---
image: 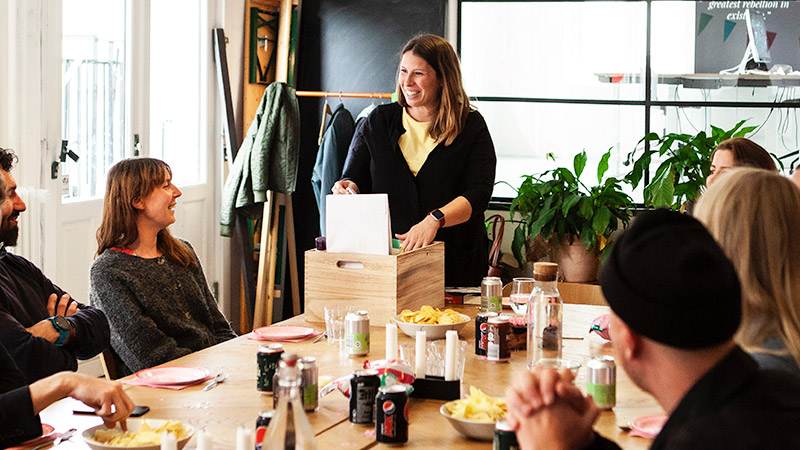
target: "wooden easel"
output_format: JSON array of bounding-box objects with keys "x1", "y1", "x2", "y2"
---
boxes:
[{"x1": 248, "y1": 0, "x2": 301, "y2": 327}]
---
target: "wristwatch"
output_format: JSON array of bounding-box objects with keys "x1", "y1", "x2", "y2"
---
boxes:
[
  {"x1": 428, "y1": 209, "x2": 445, "y2": 228},
  {"x1": 48, "y1": 315, "x2": 72, "y2": 347}
]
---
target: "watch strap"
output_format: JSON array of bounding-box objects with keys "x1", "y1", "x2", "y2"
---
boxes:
[
  {"x1": 428, "y1": 209, "x2": 445, "y2": 228},
  {"x1": 48, "y1": 316, "x2": 70, "y2": 347}
]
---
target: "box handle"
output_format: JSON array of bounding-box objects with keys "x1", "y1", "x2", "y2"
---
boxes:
[{"x1": 336, "y1": 261, "x2": 365, "y2": 270}]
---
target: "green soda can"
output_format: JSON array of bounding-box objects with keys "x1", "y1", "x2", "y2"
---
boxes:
[
  {"x1": 587, "y1": 356, "x2": 616, "y2": 409},
  {"x1": 345, "y1": 310, "x2": 370, "y2": 356}
]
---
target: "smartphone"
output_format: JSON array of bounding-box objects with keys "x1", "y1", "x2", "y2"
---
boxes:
[{"x1": 73, "y1": 405, "x2": 150, "y2": 417}]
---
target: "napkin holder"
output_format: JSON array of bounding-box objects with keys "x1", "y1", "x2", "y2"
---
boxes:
[{"x1": 410, "y1": 376, "x2": 460, "y2": 400}]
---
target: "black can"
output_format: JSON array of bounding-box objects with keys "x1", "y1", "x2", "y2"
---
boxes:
[
  {"x1": 257, "y1": 343, "x2": 284, "y2": 393},
  {"x1": 476, "y1": 312, "x2": 498, "y2": 356},
  {"x1": 255, "y1": 410, "x2": 275, "y2": 449},
  {"x1": 375, "y1": 385, "x2": 409, "y2": 444},
  {"x1": 493, "y1": 419, "x2": 519, "y2": 450},
  {"x1": 349, "y1": 369, "x2": 380, "y2": 424}
]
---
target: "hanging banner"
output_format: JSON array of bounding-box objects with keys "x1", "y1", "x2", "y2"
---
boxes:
[{"x1": 695, "y1": 1, "x2": 800, "y2": 73}]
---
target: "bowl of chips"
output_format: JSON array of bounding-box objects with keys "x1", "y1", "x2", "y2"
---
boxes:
[
  {"x1": 82, "y1": 419, "x2": 193, "y2": 450},
  {"x1": 394, "y1": 306, "x2": 470, "y2": 340},
  {"x1": 440, "y1": 387, "x2": 506, "y2": 441}
]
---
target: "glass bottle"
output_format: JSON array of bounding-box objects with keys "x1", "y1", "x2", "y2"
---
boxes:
[
  {"x1": 527, "y1": 262, "x2": 563, "y2": 368},
  {"x1": 264, "y1": 354, "x2": 317, "y2": 450}
]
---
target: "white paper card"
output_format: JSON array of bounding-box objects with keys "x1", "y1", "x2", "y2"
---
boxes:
[{"x1": 326, "y1": 193, "x2": 391, "y2": 255}]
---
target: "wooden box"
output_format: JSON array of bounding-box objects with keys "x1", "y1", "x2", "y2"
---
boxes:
[{"x1": 304, "y1": 241, "x2": 444, "y2": 325}]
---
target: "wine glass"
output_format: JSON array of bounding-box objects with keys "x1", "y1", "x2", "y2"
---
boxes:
[{"x1": 509, "y1": 277, "x2": 535, "y2": 316}]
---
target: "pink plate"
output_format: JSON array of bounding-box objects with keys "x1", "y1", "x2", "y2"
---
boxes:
[
  {"x1": 254, "y1": 325, "x2": 316, "y2": 340},
  {"x1": 631, "y1": 414, "x2": 668, "y2": 438},
  {"x1": 135, "y1": 366, "x2": 209, "y2": 385}
]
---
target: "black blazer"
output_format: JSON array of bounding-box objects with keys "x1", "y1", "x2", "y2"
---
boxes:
[{"x1": 342, "y1": 103, "x2": 496, "y2": 286}]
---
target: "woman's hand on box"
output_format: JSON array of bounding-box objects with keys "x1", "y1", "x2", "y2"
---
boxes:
[
  {"x1": 395, "y1": 215, "x2": 439, "y2": 251},
  {"x1": 332, "y1": 180, "x2": 359, "y2": 195}
]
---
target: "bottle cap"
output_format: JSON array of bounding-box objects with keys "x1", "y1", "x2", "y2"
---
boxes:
[{"x1": 533, "y1": 262, "x2": 558, "y2": 281}]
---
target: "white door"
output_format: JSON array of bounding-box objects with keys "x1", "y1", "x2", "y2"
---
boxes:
[{"x1": 55, "y1": 0, "x2": 222, "y2": 309}]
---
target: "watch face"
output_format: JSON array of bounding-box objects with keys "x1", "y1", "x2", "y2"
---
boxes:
[
  {"x1": 53, "y1": 315, "x2": 71, "y2": 331},
  {"x1": 431, "y1": 209, "x2": 445, "y2": 221}
]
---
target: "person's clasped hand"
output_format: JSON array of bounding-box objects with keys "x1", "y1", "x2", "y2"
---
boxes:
[{"x1": 506, "y1": 366, "x2": 599, "y2": 449}]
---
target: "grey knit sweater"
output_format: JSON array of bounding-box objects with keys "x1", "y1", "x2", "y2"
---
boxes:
[{"x1": 89, "y1": 241, "x2": 236, "y2": 376}]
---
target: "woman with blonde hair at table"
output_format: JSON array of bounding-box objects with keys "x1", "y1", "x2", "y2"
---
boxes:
[
  {"x1": 90, "y1": 158, "x2": 235, "y2": 377},
  {"x1": 695, "y1": 167, "x2": 800, "y2": 374}
]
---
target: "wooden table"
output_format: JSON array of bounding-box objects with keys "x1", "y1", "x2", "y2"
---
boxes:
[{"x1": 40, "y1": 304, "x2": 663, "y2": 449}]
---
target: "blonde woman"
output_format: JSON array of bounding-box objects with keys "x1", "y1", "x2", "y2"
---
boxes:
[
  {"x1": 695, "y1": 168, "x2": 800, "y2": 374},
  {"x1": 90, "y1": 158, "x2": 235, "y2": 376},
  {"x1": 332, "y1": 34, "x2": 496, "y2": 287}
]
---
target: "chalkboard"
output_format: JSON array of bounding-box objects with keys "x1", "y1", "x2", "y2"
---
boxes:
[{"x1": 695, "y1": 1, "x2": 800, "y2": 73}]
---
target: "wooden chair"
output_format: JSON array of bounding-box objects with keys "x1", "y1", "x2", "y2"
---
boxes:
[
  {"x1": 100, "y1": 348, "x2": 118, "y2": 380},
  {"x1": 502, "y1": 281, "x2": 607, "y2": 306}
]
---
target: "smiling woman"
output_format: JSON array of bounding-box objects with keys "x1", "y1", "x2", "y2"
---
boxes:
[
  {"x1": 332, "y1": 34, "x2": 497, "y2": 287},
  {"x1": 89, "y1": 158, "x2": 236, "y2": 377}
]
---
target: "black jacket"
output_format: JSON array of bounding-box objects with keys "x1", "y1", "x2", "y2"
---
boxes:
[
  {"x1": 0, "y1": 342, "x2": 41, "y2": 447},
  {"x1": 342, "y1": 103, "x2": 496, "y2": 287},
  {"x1": 0, "y1": 250, "x2": 110, "y2": 383}
]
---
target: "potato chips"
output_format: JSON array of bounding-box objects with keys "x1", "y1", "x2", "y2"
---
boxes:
[
  {"x1": 399, "y1": 306, "x2": 465, "y2": 325},
  {"x1": 445, "y1": 386, "x2": 506, "y2": 422},
  {"x1": 93, "y1": 420, "x2": 189, "y2": 446}
]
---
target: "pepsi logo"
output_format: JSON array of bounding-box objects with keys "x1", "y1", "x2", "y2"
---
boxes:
[
  {"x1": 382, "y1": 400, "x2": 396, "y2": 415},
  {"x1": 480, "y1": 323, "x2": 488, "y2": 332}
]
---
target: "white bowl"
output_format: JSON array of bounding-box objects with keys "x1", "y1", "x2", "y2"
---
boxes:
[
  {"x1": 439, "y1": 404, "x2": 496, "y2": 441},
  {"x1": 82, "y1": 419, "x2": 194, "y2": 450},
  {"x1": 392, "y1": 314, "x2": 470, "y2": 340}
]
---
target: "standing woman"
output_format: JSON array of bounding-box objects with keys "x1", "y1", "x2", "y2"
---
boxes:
[
  {"x1": 333, "y1": 34, "x2": 496, "y2": 287},
  {"x1": 91, "y1": 158, "x2": 236, "y2": 377},
  {"x1": 695, "y1": 168, "x2": 800, "y2": 375}
]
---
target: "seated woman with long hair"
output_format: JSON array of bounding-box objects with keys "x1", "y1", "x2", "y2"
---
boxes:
[
  {"x1": 706, "y1": 137, "x2": 777, "y2": 186},
  {"x1": 90, "y1": 158, "x2": 236, "y2": 376},
  {"x1": 695, "y1": 167, "x2": 800, "y2": 374}
]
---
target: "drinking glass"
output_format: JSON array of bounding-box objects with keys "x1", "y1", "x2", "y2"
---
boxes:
[
  {"x1": 324, "y1": 306, "x2": 353, "y2": 350},
  {"x1": 509, "y1": 277, "x2": 535, "y2": 315}
]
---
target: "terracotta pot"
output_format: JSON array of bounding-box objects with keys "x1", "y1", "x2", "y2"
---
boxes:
[{"x1": 555, "y1": 239, "x2": 600, "y2": 283}]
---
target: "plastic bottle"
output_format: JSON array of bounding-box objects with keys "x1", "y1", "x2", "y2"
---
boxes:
[
  {"x1": 527, "y1": 262, "x2": 563, "y2": 367},
  {"x1": 264, "y1": 354, "x2": 317, "y2": 450}
]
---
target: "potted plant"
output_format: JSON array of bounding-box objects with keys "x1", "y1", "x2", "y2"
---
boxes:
[
  {"x1": 624, "y1": 120, "x2": 756, "y2": 210},
  {"x1": 506, "y1": 149, "x2": 634, "y2": 282}
]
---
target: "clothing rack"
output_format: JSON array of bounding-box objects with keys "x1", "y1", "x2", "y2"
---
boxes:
[{"x1": 296, "y1": 91, "x2": 393, "y2": 99}]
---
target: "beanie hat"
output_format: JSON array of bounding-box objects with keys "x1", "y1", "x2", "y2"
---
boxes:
[{"x1": 599, "y1": 209, "x2": 741, "y2": 349}]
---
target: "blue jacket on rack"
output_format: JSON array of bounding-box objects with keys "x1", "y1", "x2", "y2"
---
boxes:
[{"x1": 311, "y1": 103, "x2": 355, "y2": 235}]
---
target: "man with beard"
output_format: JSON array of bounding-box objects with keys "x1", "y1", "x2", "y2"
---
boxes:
[{"x1": 0, "y1": 147, "x2": 109, "y2": 383}]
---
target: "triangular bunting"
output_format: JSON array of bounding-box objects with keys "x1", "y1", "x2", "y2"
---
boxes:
[
  {"x1": 723, "y1": 20, "x2": 736, "y2": 42},
  {"x1": 698, "y1": 13, "x2": 713, "y2": 36},
  {"x1": 767, "y1": 31, "x2": 777, "y2": 51}
]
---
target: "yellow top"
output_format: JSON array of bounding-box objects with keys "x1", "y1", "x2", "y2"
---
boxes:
[{"x1": 398, "y1": 108, "x2": 438, "y2": 176}]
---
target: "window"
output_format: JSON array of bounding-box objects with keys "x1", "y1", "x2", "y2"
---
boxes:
[{"x1": 460, "y1": 1, "x2": 800, "y2": 201}]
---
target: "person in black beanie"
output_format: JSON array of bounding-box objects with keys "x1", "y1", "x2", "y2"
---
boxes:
[{"x1": 505, "y1": 209, "x2": 800, "y2": 449}]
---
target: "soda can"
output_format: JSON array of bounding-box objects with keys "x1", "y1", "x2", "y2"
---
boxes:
[
  {"x1": 300, "y1": 356, "x2": 319, "y2": 411},
  {"x1": 257, "y1": 343, "x2": 284, "y2": 393},
  {"x1": 375, "y1": 384, "x2": 409, "y2": 444},
  {"x1": 482, "y1": 276, "x2": 503, "y2": 313},
  {"x1": 345, "y1": 310, "x2": 370, "y2": 356},
  {"x1": 255, "y1": 410, "x2": 275, "y2": 449},
  {"x1": 586, "y1": 356, "x2": 616, "y2": 410},
  {"x1": 486, "y1": 316, "x2": 511, "y2": 362},
  {"x1": 493, "y1": 419, "x2": 519, "y2": 450},
  {"x1": 349, "y1": 369, "x2": 380, "y2": 424},
  {"x1": 475, "y1": 312, "x2": 498, "y2": 356}
]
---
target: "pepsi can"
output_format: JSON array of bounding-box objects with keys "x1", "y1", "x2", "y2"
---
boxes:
[
  {"x1": 476, "y1": 312, "x2": 498, "y2": 356},
  {"x1": 375, "y1": 385, "x2": 409, "y2": 443}
]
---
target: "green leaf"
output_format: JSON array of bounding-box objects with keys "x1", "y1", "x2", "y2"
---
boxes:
[
  {"x1": 511, "y1": 226, "x2": 526, "y2": 268},
  {"x1": 561, "y1": 192, "x2": 581, "y2": 216},
  {"x1": 578, "y1": 197, "x2": 593, "y2": 220},
  {"x1": 597, "y1": 149, "x2": 611, "y2": 183},
  {"x1": 592, "y1": 206, "x2": 612, "y2": 235},
  {"x1": 647, "y1": 166, "x2": 676, "y2": 208},
  {"x1": 574, "y1": 151, "x2": 587, "y2": 179},
  {"x1": 529, "y1": 207, "x2": 557, "y2": 239}
]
